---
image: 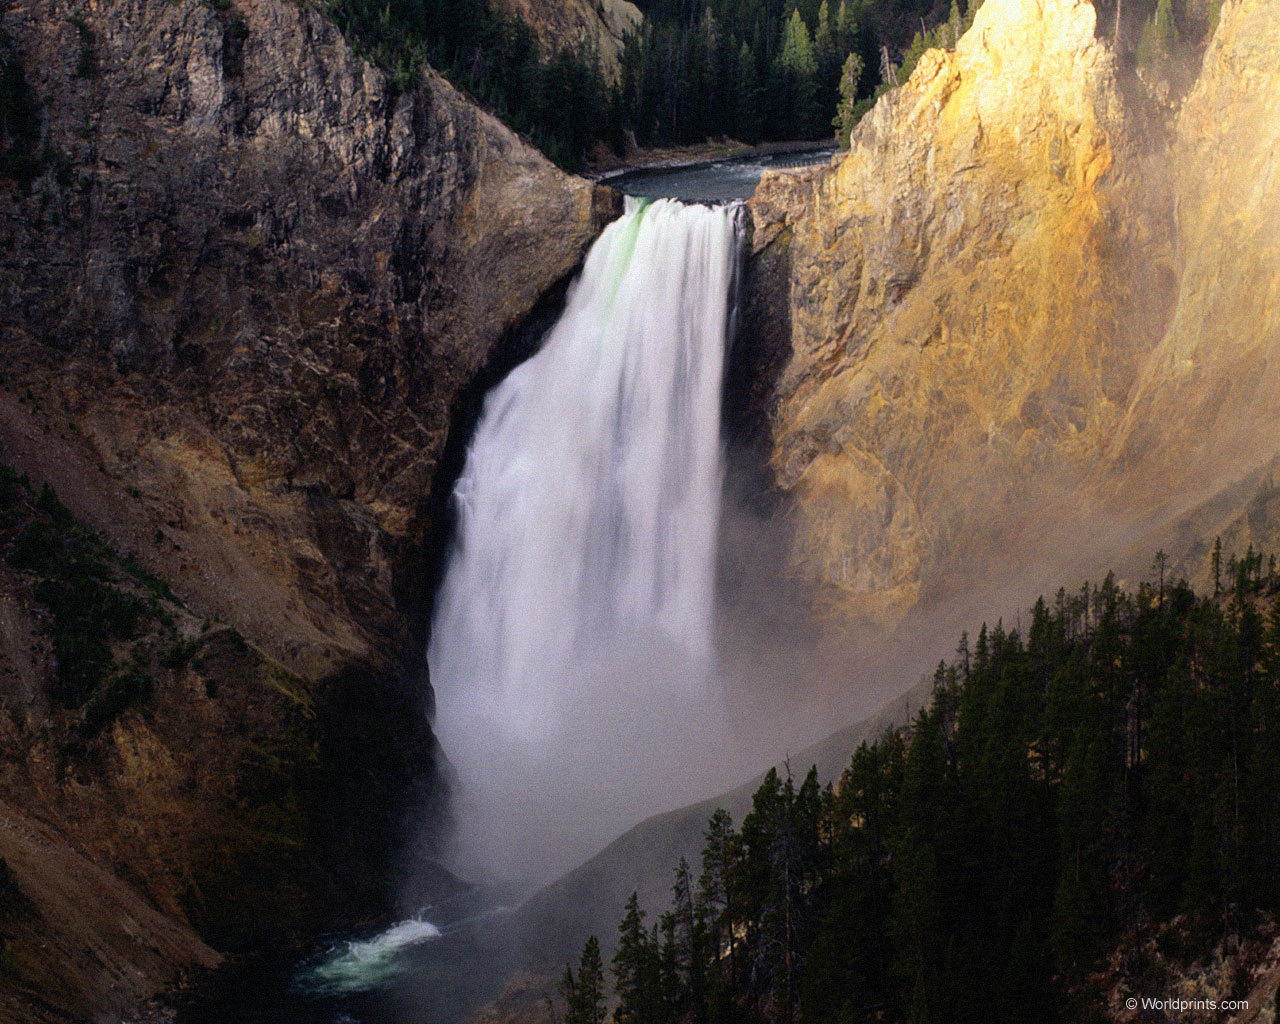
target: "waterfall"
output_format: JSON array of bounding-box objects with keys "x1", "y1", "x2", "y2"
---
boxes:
[{"x1": 428, "y1": 198, "x2": 746, "y2": 887}]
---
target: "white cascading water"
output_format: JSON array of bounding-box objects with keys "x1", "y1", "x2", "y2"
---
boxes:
[{"x1": 429, "y1": 197, "x2": 746, "y2": 888}]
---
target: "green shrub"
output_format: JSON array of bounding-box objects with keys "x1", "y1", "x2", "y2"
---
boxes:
[
  {"x1": 35, "y1": 482, "x2": 73, "y2": 528},
  {"x1": 0, "y1": 466, "x2": 18, "y2": 510},
  {"x1": 51, "y1": 631, "x2": 113, "y2": 706},
  {"x1": 99, "y1": 585, "x2": 148, "y2": 638},
  {"x1": 68, "y1": 12, "x2": 97, "y2": 78},
  {"x1": 0, "y1": 468, "x2": 181, "y2": 720},
  {"x1": 119, "y1": 555, "x2": 178, "y2": 603}
]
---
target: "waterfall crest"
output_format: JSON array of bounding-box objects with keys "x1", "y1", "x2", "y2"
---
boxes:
[{"x1": 429, "y1": 198, "x2": 746, "y2": 886}]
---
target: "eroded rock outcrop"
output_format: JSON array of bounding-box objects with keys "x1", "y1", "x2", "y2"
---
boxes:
[
  {"x1": 0, "y1": 0, "x2": 617, "y2": 1017},
  {"x1": 746, "y1": 0, "x2": 1280, "y2": 636}
]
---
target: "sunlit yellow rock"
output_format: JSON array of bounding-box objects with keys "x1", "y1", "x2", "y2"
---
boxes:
[{"x1": 748, "y1": 0, "x2": 1280, "y2": 633}]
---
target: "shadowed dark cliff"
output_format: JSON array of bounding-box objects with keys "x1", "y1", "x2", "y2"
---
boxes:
[{"x1": 0, "y1": 0, "x2": 619, "y2": 1018}]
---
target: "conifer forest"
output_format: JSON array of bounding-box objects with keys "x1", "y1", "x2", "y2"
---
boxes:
[{"x1": 562, "y1": 556, "x2": 1280, "y2": 1024}]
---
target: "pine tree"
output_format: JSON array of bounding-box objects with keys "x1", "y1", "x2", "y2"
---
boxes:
[
  {"x1": 614, "y1": 893, "x2": 661, "y2": 1024},
  {"x1": 1152, "y1": 549, "x2": 1168, "y2": 604},
  {"x1": 776, "y1": 10, "x2": 822, "y2": 137},
  {"x1": 962, "y1": 0, "x2": 983, "y2": 35},
  {"x1": 699, "y1": 809, "x2": 741, "y2": 987},
  {"x1": 560, "y1": 963, "x2": 578, "y2": 1024},
  {"x1": 657, "y1": 917, "x2": 681, "y2": 1020},
  {"x1": 835, "y1": 0, "x2": 857, "y2": 55},
  {"x1": 889, "y1": 709, "x2": 950, "y2": 1009},
  {"x1": 832, "y1": 51, "x2": 865, "y2": 146},
  {"x1": 613, "y1": 565, "x2": 1280, "y2": 1024},
  {"x1": 1153, "y1": 0, "x2": 1178, "y2": 51},
  {"x1": 815, "y1": 0, "x2": 835, "y2": 63},
  {"x1": 1051, "y1": 730, "x2": 1112, "y2": 974},
  {"x1": 567, "y1": 936, "x2": 607, "y2": 1024},
  {"x1": 879, "y1": 43, "x2": 897, "y2": 87},
  {"x1": 779, "y1": 12, "x2": 816, "y2": 75},
  {"x1": 1137, "y1": 0, "x2": 1178, "y2": 75},
  {"x1": 1243, "y1": 602, "x2": 1280, "y2": 907},
  {"x1": 733, "y1": 40, "x2": 764, "y2": 143},
  {"x1": 670, "y1": 856, "x2": 708, "y2": 1022}
]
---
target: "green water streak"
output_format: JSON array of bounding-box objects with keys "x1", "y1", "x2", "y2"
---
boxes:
[{"x1": 602, "y1": 199, "x2": 651, "y2": 319}]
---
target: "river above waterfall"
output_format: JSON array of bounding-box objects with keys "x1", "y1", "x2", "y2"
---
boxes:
[{"x1": 604, "y1": 147, "x2": 836, "y2": 202}]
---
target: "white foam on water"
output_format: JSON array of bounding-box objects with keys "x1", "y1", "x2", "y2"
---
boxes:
[{"x1": 293, "y1": 919, "x2": 443, "y2": 996}]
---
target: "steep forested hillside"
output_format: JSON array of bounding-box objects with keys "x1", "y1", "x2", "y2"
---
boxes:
[
  {"x1": 617, "y1": 0, "x2": 1222, "y2": 149},
  {"x1": 563, "y1": 557, "x2": 1280, "y2": 1023}
]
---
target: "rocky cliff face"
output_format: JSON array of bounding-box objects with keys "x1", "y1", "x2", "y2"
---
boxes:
[
  {"x1": 745, "y1": 0, "x2": 1280, "y2": 639},
  {"x1": 2, "y1": 0, "x2": 617, "y2": 679},
  {"x1": 0, "y1": 0, "x2": 617, "y2": 1017}
]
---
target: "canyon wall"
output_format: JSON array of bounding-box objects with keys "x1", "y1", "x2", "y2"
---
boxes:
[
  {"x1": 745, "y1": 0, "x2": 1280, "y2": 642},
  {"x1": 1097, "y1": 0, "x2": 1280, "y2": 542},
  {"x1": 0, "y1": 0, "x2": 616, "y2": 1017}
]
